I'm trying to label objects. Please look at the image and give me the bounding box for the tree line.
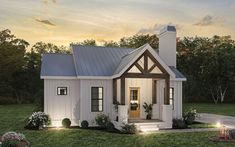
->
[0,29,235,106]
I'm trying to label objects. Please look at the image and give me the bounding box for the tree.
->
[177,36,235,103]
[103,40,119,47]
[72,39,96,46]
[0,29,29,102]
[119,34,158,49]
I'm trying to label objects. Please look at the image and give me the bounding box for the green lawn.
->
[184,103,235,117]
[0,104,235,147]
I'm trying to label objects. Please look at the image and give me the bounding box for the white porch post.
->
[161,105,172,128]
[118,105,128,124]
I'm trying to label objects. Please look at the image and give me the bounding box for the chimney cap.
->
[158,25,176,36]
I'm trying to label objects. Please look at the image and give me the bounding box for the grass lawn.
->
[0,104,235,147]
[184,103,235,117]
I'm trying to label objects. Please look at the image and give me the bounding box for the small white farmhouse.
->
[41,25,186,130]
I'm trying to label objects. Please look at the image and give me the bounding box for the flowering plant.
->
[25,111,50,130]
[2,132,26,142]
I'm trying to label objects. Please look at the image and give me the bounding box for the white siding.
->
[79,79,112,126]
[170,80,183,118]
[44,79,80,126]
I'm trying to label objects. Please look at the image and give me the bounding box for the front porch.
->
[112,49,173,130]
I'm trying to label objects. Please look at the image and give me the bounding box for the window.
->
[170,87,174,109]
[57,87,67,95]
[91,87,103,112]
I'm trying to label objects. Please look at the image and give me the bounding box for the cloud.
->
[35,19,56,26]
[42,0,56,5]
[137,23,181,34]
[194,15,214,26]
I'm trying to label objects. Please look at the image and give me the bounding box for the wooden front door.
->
[129,87,140,118]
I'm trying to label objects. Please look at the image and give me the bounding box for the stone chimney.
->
[158,25,177,67]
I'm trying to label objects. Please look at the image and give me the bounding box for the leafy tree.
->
[103,40,119,47]
[0,29,29,102]
[119,34,158,49]
[177,36,235,103]
[72,39,96,46]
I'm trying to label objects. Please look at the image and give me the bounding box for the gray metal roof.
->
[72,45,134,76]
[41,54,76,77]
[169,66,186,79]
[41,44,186,80]
[113,45,145,75]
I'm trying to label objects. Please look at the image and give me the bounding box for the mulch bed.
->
[0,136,29,147]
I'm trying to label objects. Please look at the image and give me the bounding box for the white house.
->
[40,25,186,130]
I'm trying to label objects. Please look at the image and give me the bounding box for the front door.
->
[129,87,140,118]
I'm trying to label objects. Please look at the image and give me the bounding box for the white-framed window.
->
[91,87,103,112]
[57,87,68,95]
[170,87,174,109]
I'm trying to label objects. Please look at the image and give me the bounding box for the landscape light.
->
[216,122,221,128]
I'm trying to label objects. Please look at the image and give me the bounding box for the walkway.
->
[196,113,235,129]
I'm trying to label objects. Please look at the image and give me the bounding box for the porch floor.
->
[128,118,163,123]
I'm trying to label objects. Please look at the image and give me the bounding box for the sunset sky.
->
[1,0,235,46]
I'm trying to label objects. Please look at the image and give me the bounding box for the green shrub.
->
[183,108,197,125]
[95,114,110,129]
[81,120,89,129]
[121,124,137,134]
[143,102,152,119]
[172,118,187,129]
[229,129,235,139]
[106,122,115,132]
[25,112,50,130]
[62,118,71,128]
[2,140,18,147]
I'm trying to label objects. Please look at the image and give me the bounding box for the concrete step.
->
[135,123,161,132]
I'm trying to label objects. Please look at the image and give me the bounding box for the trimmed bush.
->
[1,140,18,147]
[25,111,50,130]
[183,108,197,125]
[229,129,235,139]
[62,118,71,128]
[106,122,115,132]
[95,114,110,129]
[172,118,187,129]
[81,120,89,129]
[121,124,137,134]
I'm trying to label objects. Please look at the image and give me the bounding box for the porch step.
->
[134,122,162,132]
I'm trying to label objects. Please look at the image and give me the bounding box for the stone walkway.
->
[196,113,235,129]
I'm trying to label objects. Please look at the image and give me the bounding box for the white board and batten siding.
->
[79,79,113,126]
[170,80,183,118]
[44,79,80,126]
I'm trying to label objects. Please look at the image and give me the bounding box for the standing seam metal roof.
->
[41,44,186,79]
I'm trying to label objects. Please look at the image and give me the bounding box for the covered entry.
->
[113,48,172,122]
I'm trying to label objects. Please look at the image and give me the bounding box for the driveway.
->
[196,113,235,128]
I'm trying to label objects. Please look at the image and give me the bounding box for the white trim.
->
[41,76,77,79]
[77,76,112,79]
[171,78,187,81]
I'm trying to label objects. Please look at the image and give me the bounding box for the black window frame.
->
[91,87,103,112]
[57,87,68,95]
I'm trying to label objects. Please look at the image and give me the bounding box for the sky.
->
[1,0,235,46]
